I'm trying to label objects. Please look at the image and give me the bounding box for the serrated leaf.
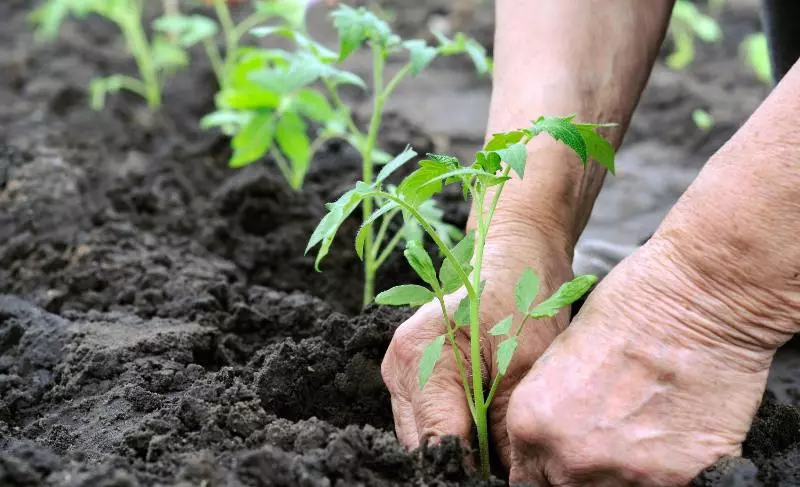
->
[331,5,392,61]
[529,275,598,319]
[515,268,540,314]
[355,202,398,259]
[254,0,307,29]
[153,14,218,47]
[420,167,509,190]
[576,124,616,174]
[230,112,275,168]
[404,240,438,288]
[306,186,371,269]
[419,335,446,389]
[376,146,417,183]
[497,143,528,178]
[474,150,502,174]
[439,232,474,293]
[375,284,434,307]
[397,162,451,207]
[404,39,437,76]
[454,295,470,326]
[249,56,323,94]
[530,115,587,164]
[295,89,334,122]
[484,130,527,152]
[275,111,311,189]
[496,337,518,375]
[151,35,189,72]
[489,315,513,336]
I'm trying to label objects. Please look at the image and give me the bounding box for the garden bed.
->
[2,0,800,485]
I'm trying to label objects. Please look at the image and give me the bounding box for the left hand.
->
[505,235,785,485]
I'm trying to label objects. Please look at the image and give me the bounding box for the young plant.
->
[29,0,195,110]
[307,115,616,476]
[204,4,490,305]
[667,0,722,70]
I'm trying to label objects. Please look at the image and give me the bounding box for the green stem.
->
[270,147,294,185]
[323,79,364,138]
[470,185,491,476]
[361,43,386,308]
[374,231,404,269]
[203,38,225,86]
[370,191,476,299]
[213,0,237,82]
[118,15,161,110]
[434,293,477,421]
[232,11,276,41]
[372,208,400,258]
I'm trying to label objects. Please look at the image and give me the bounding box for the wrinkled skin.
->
[506,237,777,486]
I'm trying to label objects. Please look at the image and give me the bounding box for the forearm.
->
[653,62,800,346]
[478,0,674,250]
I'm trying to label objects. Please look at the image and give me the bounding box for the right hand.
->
[381,222,575,467]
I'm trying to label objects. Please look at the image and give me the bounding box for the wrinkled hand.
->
[506,236,784,486]
[382,226,574,465]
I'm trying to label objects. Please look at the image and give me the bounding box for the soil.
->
[1,0,799,486]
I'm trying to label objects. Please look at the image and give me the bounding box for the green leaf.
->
[741,33,772,85]
[419,335,446,390]
[404,39,438,76]
[275,111,311,189]
[421,167,510,189]
[474,150,502,174]
[375,284,434,307]
[484,130,527,151]
[254,0,307,29]
[249,55,323,94]
[529,275,598,319]
[692,108,713,131]
[454,295,470,326]
[294,89,334,122]
[464,37,491,76]
[397,158,457,206]
[489,315,513,336]
[355,202,398,259]
[331,5,393,61]
[575,124,616,174]
[376,146,418,183]
[515,268,540,314]
[404,240,438,288]
[230,112,276,168]
[217,88,280,110]
[153,14,218,47]
[151,35,189,72]
[496,337,518,375]
[497,143,528,178]
[306,185,371,269]
[439,232,475,294]
[200,110,250,135]
[530,115,587,164]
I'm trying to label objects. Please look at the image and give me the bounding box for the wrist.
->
[468,142,602,256]
[645,225,800,353]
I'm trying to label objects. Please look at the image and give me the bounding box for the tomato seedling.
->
[29,0,198,110]
[308,115,616,476]
[205,4,490,305]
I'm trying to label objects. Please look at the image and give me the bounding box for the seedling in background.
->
[667,0,722,70]
[29,0,196,110]
[307,115,616,476]
[740,32,773,85]
[205,4,490,305]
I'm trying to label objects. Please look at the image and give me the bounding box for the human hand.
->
[505,234,790,485]
[381,221,575,466]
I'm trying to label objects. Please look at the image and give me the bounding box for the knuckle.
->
[506,384,553,447]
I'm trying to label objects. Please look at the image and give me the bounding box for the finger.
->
[411,364,473,446]
[390,390,418,448]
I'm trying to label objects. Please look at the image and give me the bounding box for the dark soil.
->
[1,0,799,485]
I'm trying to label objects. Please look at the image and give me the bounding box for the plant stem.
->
[361,43,386,307]
[372,209,400,257]
[371,191,476,298]
[270,147,294,184]
[203,39,226,86]
[434,294,477,421]
[374,231,403,269]
[213,0,237,83]
[469,185,491,476]
[118,15,161,110]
